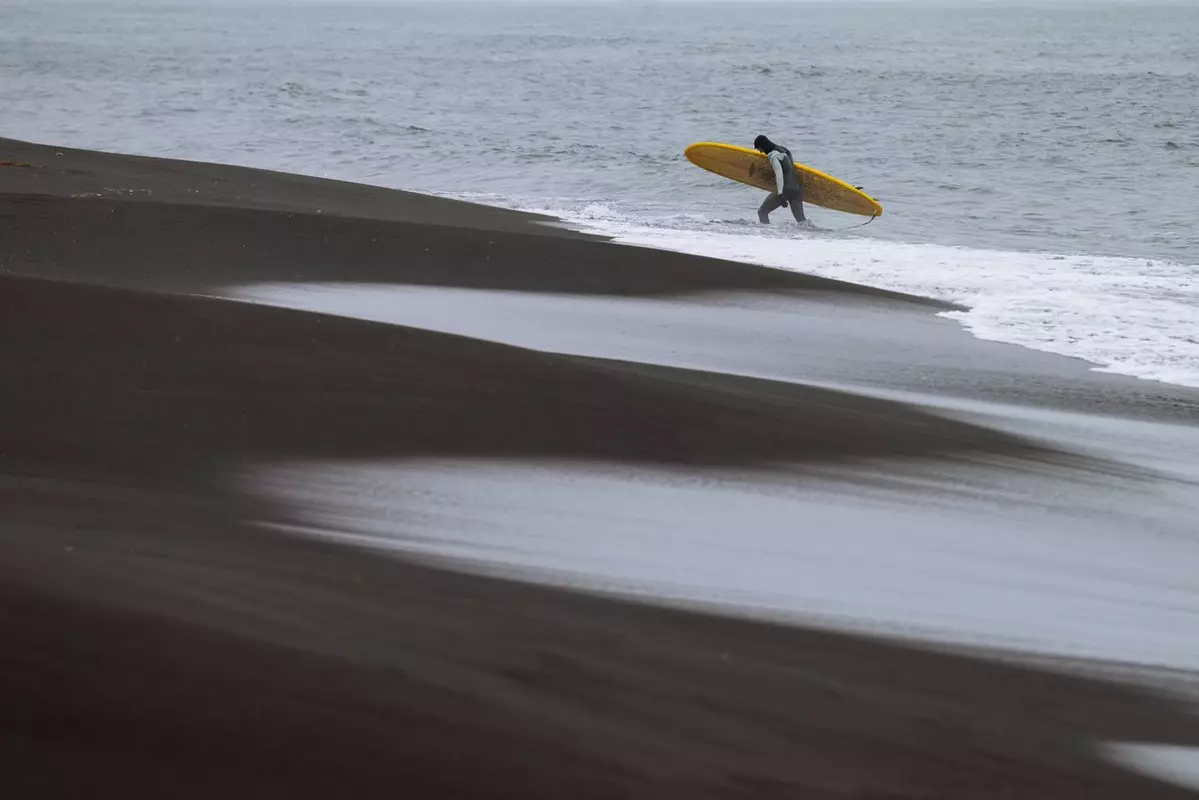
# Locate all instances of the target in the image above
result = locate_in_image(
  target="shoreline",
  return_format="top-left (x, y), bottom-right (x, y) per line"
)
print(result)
top-left (6, 133), bottom-right (1195, 393)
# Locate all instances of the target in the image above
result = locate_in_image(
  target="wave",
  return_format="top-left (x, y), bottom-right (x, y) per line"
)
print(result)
top-left (512, 202), bottom-right (1199, 389)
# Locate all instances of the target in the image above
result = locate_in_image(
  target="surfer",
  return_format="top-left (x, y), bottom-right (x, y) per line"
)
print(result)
top-left (753, 135), bottom-right (806, 224)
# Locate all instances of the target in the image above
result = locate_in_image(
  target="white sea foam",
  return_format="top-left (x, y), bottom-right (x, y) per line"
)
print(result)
top-left (525, 205), bottom-right (1199, 389)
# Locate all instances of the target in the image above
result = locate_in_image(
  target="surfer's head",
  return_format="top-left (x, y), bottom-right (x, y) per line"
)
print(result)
top-left (754, 135), bottom-right (776, 153)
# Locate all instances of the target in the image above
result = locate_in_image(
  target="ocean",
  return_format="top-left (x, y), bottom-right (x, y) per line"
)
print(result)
top-left (3, 0), bottom-right (1196, 387)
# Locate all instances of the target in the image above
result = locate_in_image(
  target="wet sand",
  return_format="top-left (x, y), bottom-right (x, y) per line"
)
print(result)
top-left (3, 136), bottom-right (1199, 798)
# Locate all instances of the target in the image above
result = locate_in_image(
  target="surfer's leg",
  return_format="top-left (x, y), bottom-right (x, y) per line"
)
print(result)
top-left (758, 193), bottom-right (783, 224)
top-left (787, 187), bottom-right (806, 223)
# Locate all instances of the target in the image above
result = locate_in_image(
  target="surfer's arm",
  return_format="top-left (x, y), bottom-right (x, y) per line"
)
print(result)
top-left (768, 151), bottom-right (786, 195)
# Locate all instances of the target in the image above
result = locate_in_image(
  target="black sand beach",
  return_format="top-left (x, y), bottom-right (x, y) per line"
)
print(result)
top-left (3, 137), bottom-right (1199, 798)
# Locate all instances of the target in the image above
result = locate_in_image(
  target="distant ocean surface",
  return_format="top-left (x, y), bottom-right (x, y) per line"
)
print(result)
top-left (3, 0), bottom-right (1197, 387)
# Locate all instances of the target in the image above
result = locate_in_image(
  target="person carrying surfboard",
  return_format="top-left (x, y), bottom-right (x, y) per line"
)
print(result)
top-left (753, 135), bottom-right (806, 224)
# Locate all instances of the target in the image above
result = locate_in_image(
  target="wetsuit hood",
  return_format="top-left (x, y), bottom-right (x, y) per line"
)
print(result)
top-left (754, 135), bottom-right (777, 153)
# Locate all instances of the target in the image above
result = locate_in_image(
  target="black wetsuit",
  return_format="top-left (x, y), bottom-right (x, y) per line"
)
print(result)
top-left (757, 145), bottom-right (806, 224)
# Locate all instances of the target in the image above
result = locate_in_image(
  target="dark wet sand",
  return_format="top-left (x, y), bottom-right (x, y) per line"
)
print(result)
top-left (3, 137), bottom-right (1199, 798)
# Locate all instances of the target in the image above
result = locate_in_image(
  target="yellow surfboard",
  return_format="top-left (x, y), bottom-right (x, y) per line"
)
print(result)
top-left (684, 141), bottom-right (882, 217)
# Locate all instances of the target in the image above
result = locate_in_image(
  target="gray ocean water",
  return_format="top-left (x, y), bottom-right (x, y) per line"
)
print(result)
top-left (3, 0), bottom-right (1197, 385)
